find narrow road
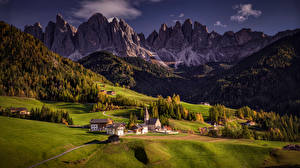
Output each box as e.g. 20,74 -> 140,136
28,140 -> 105,168
102,111 -> 126,119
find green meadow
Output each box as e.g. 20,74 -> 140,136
0,96 -> 92,114
169,119 -> 212,132
1,116 -> 299,168
0,116 -> 108,168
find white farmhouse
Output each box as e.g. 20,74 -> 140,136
106,123 -> 125,136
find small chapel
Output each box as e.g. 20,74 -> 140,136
144,107 -> 161,131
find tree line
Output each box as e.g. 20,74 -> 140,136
208,104 -> 300,141
147,94 -> 204,125
0,106 -> 73,125
91,93 -> 143,112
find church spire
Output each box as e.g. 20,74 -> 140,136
144,107 -> 149,124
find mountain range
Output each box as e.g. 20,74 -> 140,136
11,13 -> 300,116
24,13 -> 299,67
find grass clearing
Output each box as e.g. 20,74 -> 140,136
70,110 -> 130,125
99,84 -> 156,103
0,96 -> 92,114
0,116 -> 107,168
181,102 -> 210,117
105,108 -> 141,118
169,119 -> 211,132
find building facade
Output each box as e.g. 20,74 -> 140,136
90,119 -> 113,131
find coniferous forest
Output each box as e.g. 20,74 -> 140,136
0,22 -> 110,103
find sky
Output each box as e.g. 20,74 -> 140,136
0,0 -> 299,37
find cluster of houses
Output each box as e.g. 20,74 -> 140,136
100,90 -> 116,95
6,107 -> 30,115
90,108 -> 162,136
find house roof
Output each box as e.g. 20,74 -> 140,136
132,124 -> 147,130
90,119 -> 111,124
106,123 -> 125,129
148,118 -> 159,125
10,107 -> 28,111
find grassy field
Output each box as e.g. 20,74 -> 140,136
105,108 -> 141,118
181,102 -> 210,118
70,110 -> 131,125
169,119 -> 212,132
99,83 -> 156,103
39,138 -> 300,168
0,116 -> 108,168
0,116 -> 299,168
0,96 -> 92,114
0,96 -> 135,125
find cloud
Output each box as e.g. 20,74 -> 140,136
214,21 -> 227,28
0,0 -> 9,4
73,0 -> 142,20
107,17 -> 120,23
178,13 -> 184,18
173,19 -> 183,23
230,4 -> 262,22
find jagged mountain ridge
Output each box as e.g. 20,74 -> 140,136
24,13 -> 152,61
24,13 -> 299,66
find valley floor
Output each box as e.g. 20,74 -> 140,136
0,116 -> 299,168
1,96 -> 300,168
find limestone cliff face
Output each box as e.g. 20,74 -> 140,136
24,13 -> 152,61
24,14 -> 299,66
145,20 -> 298,67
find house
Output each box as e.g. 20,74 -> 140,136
100,90 -> 107,94
242,120 -> 256,126
107,91 -> 116,95
132,124 -> 148,134
90,119 -> 113,131
199,127 -> 209,135
10,107 -> 30,115
200,102 -> 210,106
106,123 -> 125,136
144,108 -> 161,131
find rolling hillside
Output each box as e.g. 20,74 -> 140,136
1,116 -> 299,168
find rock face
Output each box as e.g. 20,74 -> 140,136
24,22 -> 44,42
146,20 -> 299,67
25,13 -> 151,61
24,14 -> 299,66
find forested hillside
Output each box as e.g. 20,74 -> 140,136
0,21 -> 110,102
198,32 -> 300,116
78,51 -> 190,96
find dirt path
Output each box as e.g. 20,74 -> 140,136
123,134 -> 229,142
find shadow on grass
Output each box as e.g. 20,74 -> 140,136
85,139 -> 107,144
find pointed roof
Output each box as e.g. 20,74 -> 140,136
148,118 -> 159,125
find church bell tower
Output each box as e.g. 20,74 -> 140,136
144,107 -> 149,124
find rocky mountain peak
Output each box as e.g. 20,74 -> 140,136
24,14 -> 299,67
174,21 -> 181,29
160,23 -> 168,32
24,22 -> 44,41
194,21 -> 208,34
88,13 -> 108,25
182,19 -> 193,42
56,13 -> 66,26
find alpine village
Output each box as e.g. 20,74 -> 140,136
0,0 -> 300,168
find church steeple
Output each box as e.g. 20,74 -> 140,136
144,107 -> 149,124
